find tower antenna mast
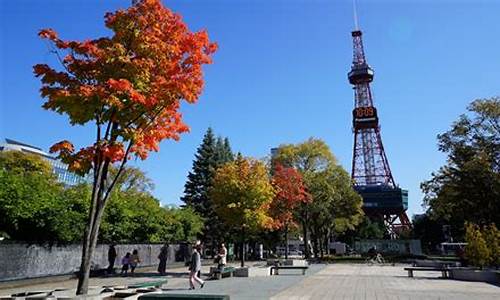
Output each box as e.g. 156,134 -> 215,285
353,0 -> 360,31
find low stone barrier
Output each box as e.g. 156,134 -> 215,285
283,259 -> 307,266
234,266 -> 271,277
0,243 -> 189,281
450,268 -> 500,284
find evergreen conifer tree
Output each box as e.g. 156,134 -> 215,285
182,128 -> 234,247
182,128 -> 216,214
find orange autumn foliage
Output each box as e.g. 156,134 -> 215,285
34,0 -> 217,173
270,164 -> 310,230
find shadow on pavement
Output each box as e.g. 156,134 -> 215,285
100,271 -> 191,278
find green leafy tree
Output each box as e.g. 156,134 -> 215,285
56,184 -> 90,243
273,138 -> 335,258
411,214 -> 445,253
422,97 -> 500,233
100,190 -> 166,243
109,166 -> 155,193
306,165 -> 363,257
211,156 -> 275,266
164,206 -> 204,242
0,151 -> 200,245
464,222 -> 490,268
273,138 -> 362,258
0,151 -> 83,243
356,217 -> 385,240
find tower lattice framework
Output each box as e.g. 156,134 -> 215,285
349,30 -> 394,186
348,30 -> 411,234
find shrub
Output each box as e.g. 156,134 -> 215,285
482,223 -> 500,267
464,222 -> 490,268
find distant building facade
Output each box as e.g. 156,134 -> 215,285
0,138 -> 87,186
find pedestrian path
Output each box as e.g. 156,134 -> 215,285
161,263 -> 325,300
271,264 -> 500,300
1,263 -> 499,300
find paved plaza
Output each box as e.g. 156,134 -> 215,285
1,264 -> 498,300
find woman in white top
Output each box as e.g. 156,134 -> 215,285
218,243 -> 227,270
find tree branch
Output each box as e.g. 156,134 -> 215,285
102,141 -> 134,203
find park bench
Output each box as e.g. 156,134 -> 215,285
404,267 -> 450,278
212,267 -> 236,280
270,265 -> 308,275
412,259 -> 460,268
128,279 -> 168,289
138,294 -> 230,300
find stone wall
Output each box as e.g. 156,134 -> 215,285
354,239 -> 422,255
0,243 -> 189,281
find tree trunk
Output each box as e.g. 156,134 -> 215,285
324,232 -> 330,256
240,228 -> 245,267
210,236 -> 215,259
322,233 -> 328,256
312,232 -> 319,258
284,225 -> 289,260
76,223 -> 93,295
319,232 -> 324,258
76,162 -> 104,295
302,221 -> 310,259
76,159 -> 111,295
77,206 -> 103,294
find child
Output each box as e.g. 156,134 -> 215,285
130,249 -> 141,275
121,252 -> 131,276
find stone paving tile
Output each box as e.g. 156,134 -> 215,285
2,264 -> 499,300
271,264 -> 500,300
160,264 -> 326,300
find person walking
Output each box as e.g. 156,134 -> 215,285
189,244 -> 205,290
107,244 -> 117,274
158,244 -> 169,276
121,252 -> 131,277
130,249 -> 141,275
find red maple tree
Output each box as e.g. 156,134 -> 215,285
270,164 -> 309,259
34,0 -> 216,294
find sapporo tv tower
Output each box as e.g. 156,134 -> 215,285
348,4 -> 410,237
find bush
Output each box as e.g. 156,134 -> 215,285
482,223 -> 500,267
464,222 -> 490,268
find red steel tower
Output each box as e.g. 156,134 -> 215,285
348,28 -> 411,236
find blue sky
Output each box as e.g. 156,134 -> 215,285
1,0 -> 499,217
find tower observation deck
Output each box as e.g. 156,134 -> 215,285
348,29 -> 411,236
